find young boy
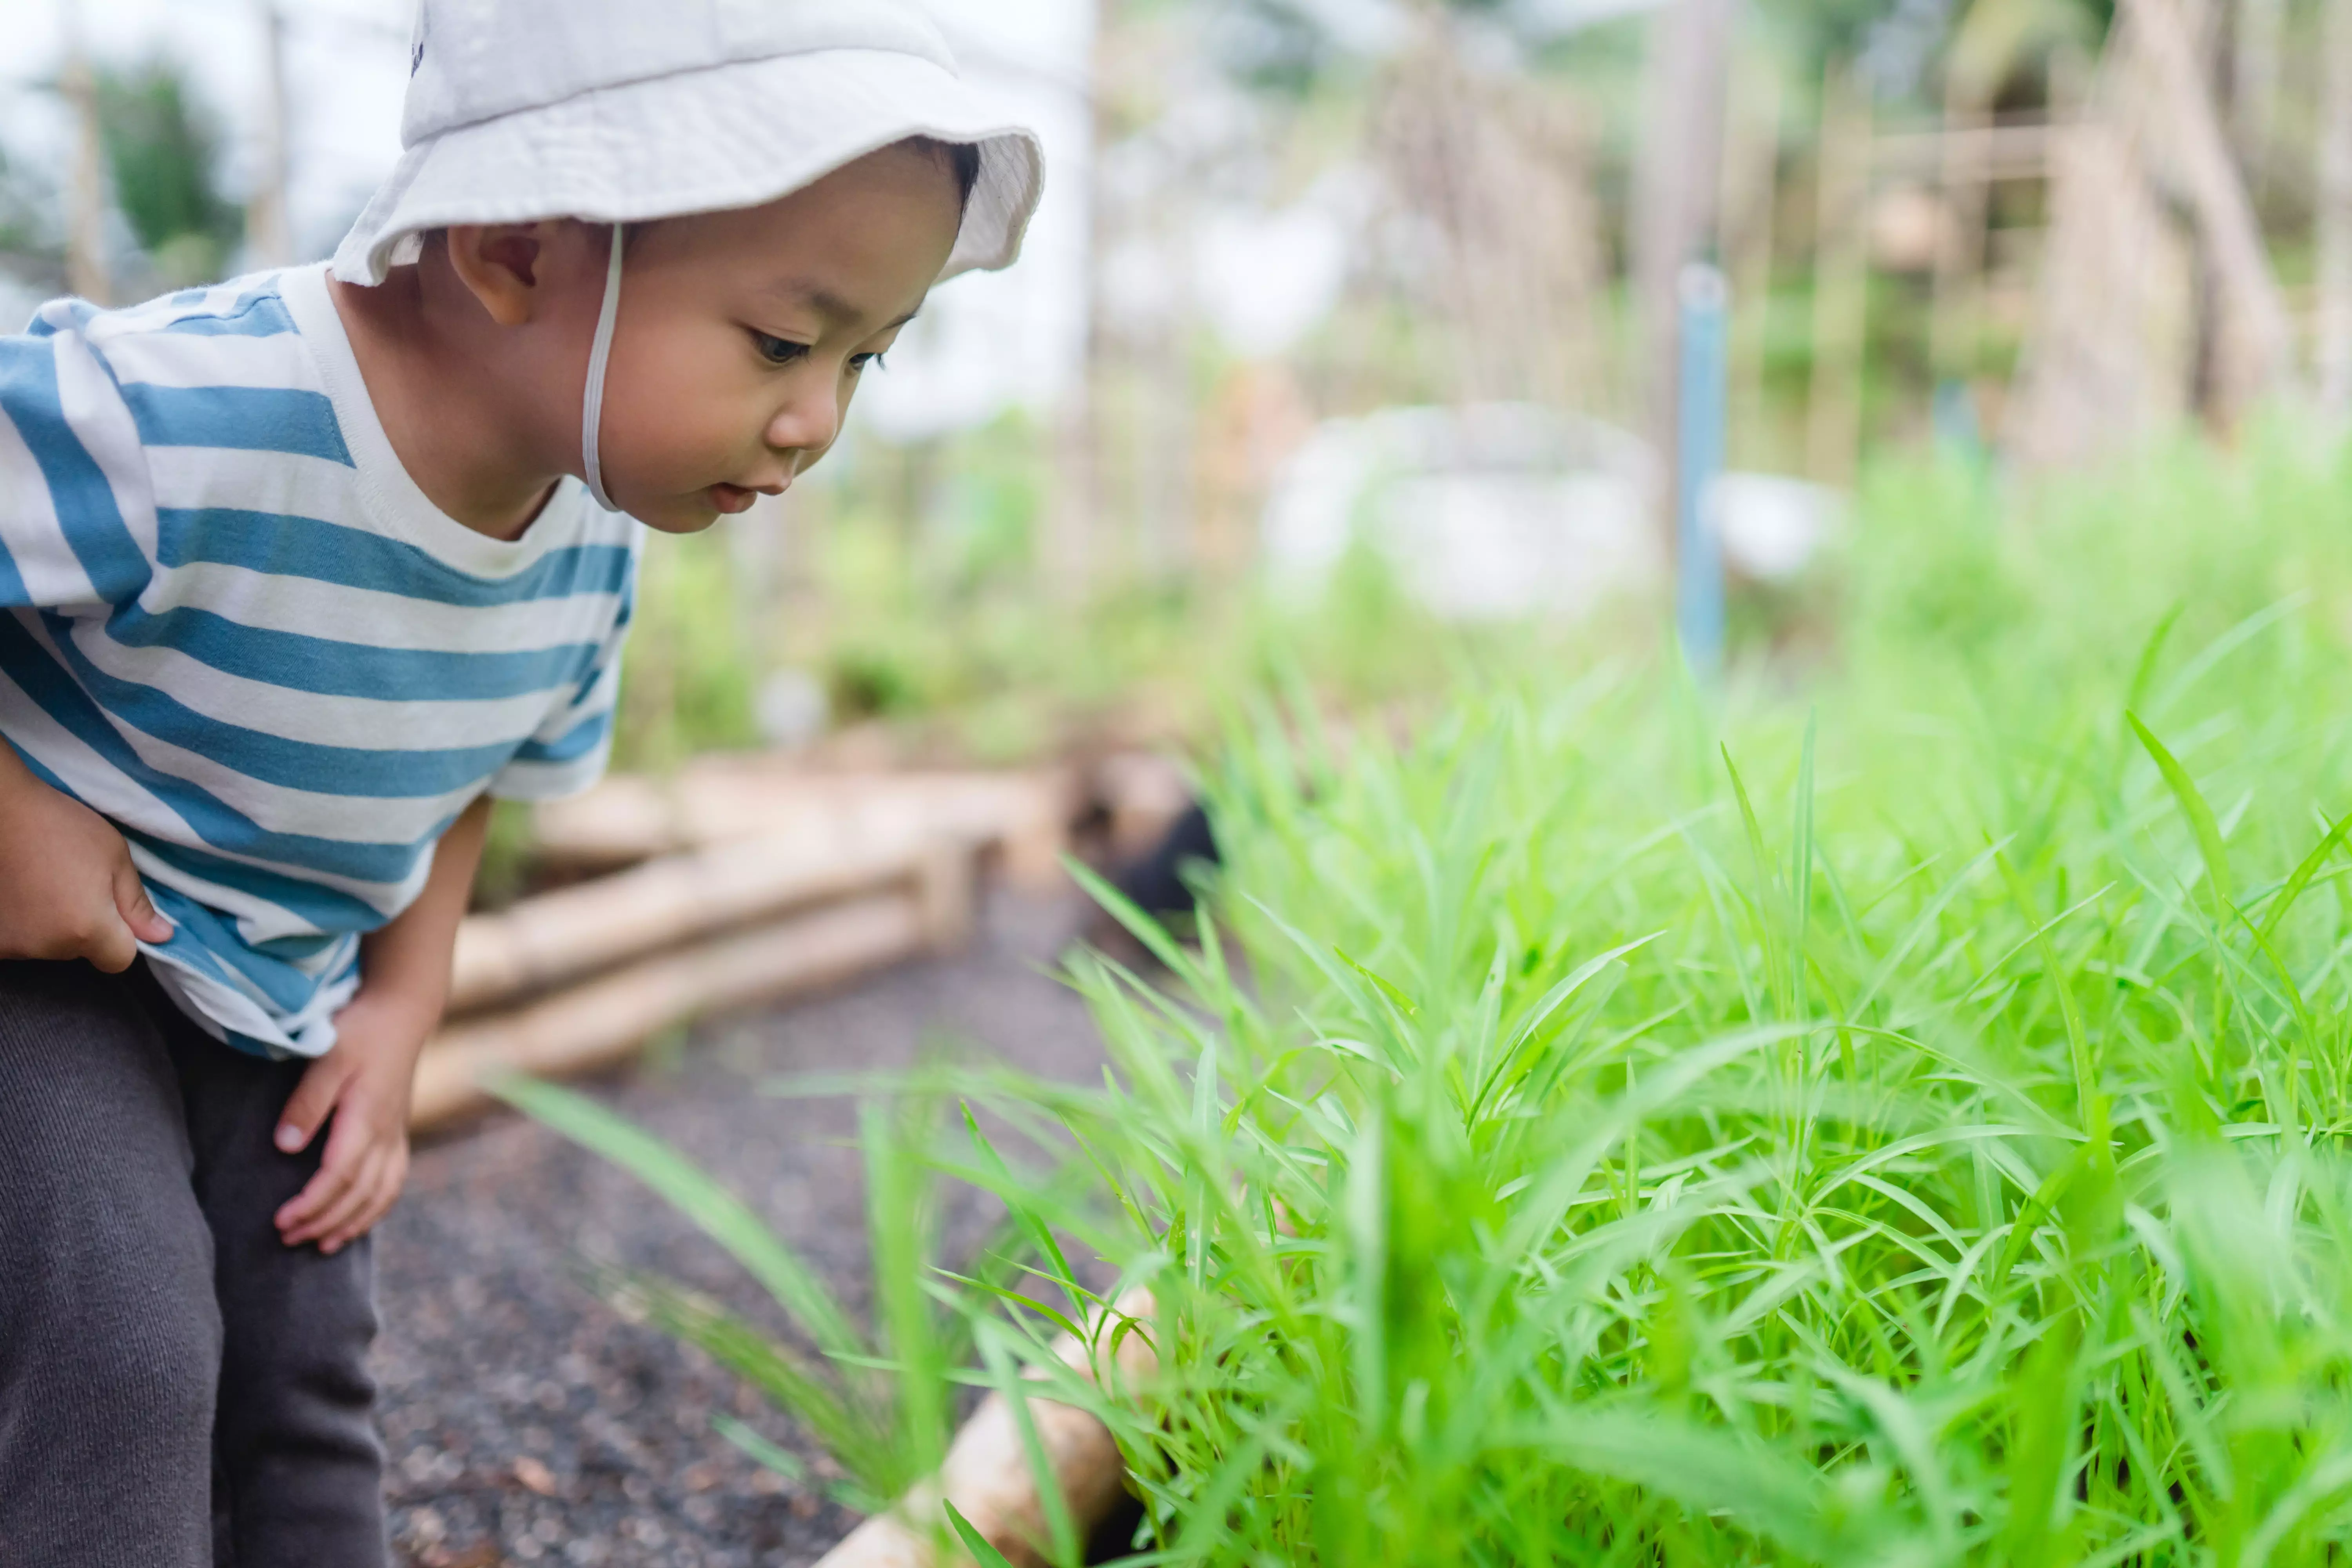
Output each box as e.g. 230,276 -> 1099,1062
0,3 -> 1041,1562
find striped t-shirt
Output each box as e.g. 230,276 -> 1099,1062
0,263 -> 639,1058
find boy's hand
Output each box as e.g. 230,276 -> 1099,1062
0,756 -> 176,970
272,990 -> 434,1254
270,792 -> 489,1254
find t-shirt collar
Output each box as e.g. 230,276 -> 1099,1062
276,261 -> 584,578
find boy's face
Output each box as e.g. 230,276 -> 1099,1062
593,145 -> 962,533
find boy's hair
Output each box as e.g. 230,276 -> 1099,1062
906,135 -> 983,213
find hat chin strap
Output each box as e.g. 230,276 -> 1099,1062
581,222 -> 625,513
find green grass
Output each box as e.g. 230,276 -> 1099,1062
522,425 -> 2352,1564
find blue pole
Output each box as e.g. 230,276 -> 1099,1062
1675,261 -> 1730,681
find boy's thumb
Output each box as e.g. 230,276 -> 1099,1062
276,1058 -> 346,1155
112,863 -> 175,946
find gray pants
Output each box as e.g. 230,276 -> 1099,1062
0,960 -> 386,1568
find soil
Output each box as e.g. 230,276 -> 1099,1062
375,888 -> 1112,1568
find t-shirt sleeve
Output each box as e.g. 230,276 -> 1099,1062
488,565 -> 635,802
0,304 -> 157,612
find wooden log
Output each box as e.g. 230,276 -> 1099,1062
411,893 -> 924,1131
531,768 -> 1077,889
1096,752 -> 1194,862
816,1291 -> 1158,1568
449,826 -> 947,1016
1872,121 -> 2066,183
914,839 -> 977,956
526,774 -> 680,870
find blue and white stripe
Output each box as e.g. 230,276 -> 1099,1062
0,265 -> 639,1057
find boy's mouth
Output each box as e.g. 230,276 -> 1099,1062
706,482 -> 764,515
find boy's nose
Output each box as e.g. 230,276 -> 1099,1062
766,390 -> 839,459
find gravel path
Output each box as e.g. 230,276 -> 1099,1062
375,889 -> 1109,1568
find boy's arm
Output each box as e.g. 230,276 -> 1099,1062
1,319 -> 179,968
272,794 -> 493,1253
0,739 -> 177,968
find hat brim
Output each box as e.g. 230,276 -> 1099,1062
331,48 -> 1044,286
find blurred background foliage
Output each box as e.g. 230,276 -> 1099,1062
90,59 -> 242,290
4,0 -> 2347,779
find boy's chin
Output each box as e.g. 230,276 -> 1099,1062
631,499 -> 726,535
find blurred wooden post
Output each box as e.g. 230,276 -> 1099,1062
2321,0 -> 2352,418
1045,2 -> 1112,607
2116,0 -> 2296,417
245,0 -> 294,267
60,0 -> 110,305
1633,0 -> 1735,549
1929,103 -> 1992,389
1806,64 -> 1871,487
1722,59 -> 1782,466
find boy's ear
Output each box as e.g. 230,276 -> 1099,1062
444,222 -> 560,327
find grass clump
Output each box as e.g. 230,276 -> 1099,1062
530,430 -> 2352,1564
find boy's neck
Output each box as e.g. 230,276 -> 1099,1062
324,267 -> 572,542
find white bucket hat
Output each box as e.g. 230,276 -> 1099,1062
331,0 -> 1047,509
334,0 -> 1044,285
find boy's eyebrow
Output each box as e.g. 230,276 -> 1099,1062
771,282 -> 921,330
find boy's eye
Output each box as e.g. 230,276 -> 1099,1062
849,352 -> 888,375
751,331 -> 809,366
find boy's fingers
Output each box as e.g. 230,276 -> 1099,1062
331,1145 -> 410,1251
274,1054 -> 351,1156
111,862 -> 175,946
281,1109 -> 377,1240
307,1149 -> 386,1252
275,1138 -> 357,1234
323,1185 -> 388,1253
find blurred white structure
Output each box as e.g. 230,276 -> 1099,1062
1711,472 -> 1844,582
1192,169 -> 1369,359
1263,404 -> 1840,621
1263,404 -> 1659,620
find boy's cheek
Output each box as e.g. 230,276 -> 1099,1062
601,420 -> 746,529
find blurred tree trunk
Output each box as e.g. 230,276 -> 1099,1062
2318,0 -> 2352,417
2008,119 -> 2196,467
1928,95 -> 1991,390
2232,0 -> 2283,191
1806,64 -> 1870,487
2009,0 -> 2292,465
61,3 -> 110,305
2116,0 -> 2295,420
245,0 -> 293,269
1046,0 -> 1111,604
1370,11 -> 1609,413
